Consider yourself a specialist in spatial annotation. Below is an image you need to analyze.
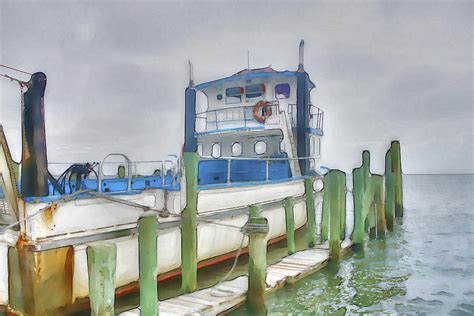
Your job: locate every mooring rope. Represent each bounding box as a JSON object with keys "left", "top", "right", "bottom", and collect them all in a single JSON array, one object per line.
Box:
[
  {"left": 210, "top": 219, "right": 269, "bottom": 297},
  {"left": 0, "top": 190, "right": 93, "bottom": 234}
]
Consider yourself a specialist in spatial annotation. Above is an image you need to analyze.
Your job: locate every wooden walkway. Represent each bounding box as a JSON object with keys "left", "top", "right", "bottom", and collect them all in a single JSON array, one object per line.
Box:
[{"left": 120, "top": 239, "right": 352, "bottom": 316}]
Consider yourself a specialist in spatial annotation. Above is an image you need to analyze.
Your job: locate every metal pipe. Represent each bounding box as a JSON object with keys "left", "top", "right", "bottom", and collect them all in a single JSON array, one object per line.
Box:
[{"left": 298, "top": 39, "right": 304, "bottom": 71}]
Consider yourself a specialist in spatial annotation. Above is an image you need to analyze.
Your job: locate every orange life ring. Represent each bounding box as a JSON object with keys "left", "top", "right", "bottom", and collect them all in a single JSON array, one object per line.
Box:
[{"left": 252, "top": 101, "right": 272, "bottom": 123}]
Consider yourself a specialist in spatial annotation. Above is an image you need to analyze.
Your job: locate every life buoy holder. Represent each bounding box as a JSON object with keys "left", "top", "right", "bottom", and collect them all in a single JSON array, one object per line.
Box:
[{"left": 252, "top": 101, "right": 272, "bottom": 123}]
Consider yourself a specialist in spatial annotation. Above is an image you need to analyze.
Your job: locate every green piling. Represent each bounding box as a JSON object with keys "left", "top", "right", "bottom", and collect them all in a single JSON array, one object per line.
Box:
[
  {"left": 352, "top": 151, "right": 371, "bottom": 245},
  {"left": 284, "top": 197, "right": 296, "bottom": 254},
  {"left": 181, "top": 152, "right": 198, "bottom": 293},
  {"left": 391, "top": 141, "right": 403, "bottom": 217},
  {"left": 372, "top": 175, "right": 386, "bottom": 237},
  {"left": 384, "top": 151, "right": 395, "bottom": 231},
  {"left": 139, "top": 212, "right": 158, "bottom": 315},
  {"left": 87, "top": 243, "right": 117, "bottom": 316},
  {"left": 305, "top": 177, "right": 317, "bottom": 247},
  {"left": 321, "top": 175, "right": 329, "bottom": 243},
  {"left": 324, "top": 170, "right": 345, "bottom": 258},
  {"left": 247, "top": 205, "right": 268, "bottom": 315}
]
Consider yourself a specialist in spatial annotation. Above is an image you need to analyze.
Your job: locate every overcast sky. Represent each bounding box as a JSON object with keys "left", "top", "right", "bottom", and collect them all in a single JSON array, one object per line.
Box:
[{"left": 0, "top": 0, "right": 472, "bottom": 174}]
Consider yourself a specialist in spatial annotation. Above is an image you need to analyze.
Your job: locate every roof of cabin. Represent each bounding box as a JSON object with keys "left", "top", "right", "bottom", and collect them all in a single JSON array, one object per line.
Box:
[{"left": 195, "top": 67, "right": 315, "bottom": 90}]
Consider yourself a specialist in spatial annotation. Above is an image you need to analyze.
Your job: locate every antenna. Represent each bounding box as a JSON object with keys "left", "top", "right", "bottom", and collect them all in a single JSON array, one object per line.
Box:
[
  {"left": 188, "top": 60, "right": 194, "bottom": 87},
  {"left": 247, "top": 50, "right": 250, "bottom": 70}
]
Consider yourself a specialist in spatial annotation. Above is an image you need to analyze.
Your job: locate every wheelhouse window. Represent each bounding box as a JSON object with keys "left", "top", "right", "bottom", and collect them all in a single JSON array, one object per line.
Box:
[
  {"left": 231, "top": 142, "right": 242, "bottom": 156},
  {"left": 254, "top": 141, "right": 267, "bottom": 155},
  {"left": 225, "top": 87, "right": 243, "bottom": 104},
  {"left": 275, "top": 83, "right": 290, "bottom": 99},
  {"left": 211, "top": 143, "right": 221, "bottom": 158},
  {"left": 245, "top": 84, "right": 265, "bottom": 99}
]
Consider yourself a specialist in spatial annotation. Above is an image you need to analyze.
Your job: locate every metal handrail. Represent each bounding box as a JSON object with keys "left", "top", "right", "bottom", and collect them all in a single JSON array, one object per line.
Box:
[
  {"left": 99, "top": 153, "right": 132, "bottom": 192},
  {"left": 195, "top": 101, "right": 281, "bottom": 132},
  {"left": 288, "top": 103, "right": 324, "bottom": 131}
]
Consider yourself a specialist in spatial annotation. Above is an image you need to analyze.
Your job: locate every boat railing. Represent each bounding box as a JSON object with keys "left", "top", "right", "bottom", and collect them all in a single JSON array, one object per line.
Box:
[
  {"left": 288, "top": 103, "right": 324, "bottom": 131},
  {"left": 195, "top": 101, "right": 281, "bottom": 133},
  {"left": 198, "top": 156, "right": 317, "bottom": 184},
  {"left": 48, "top": 157, "right": 180, "bottom": 194}
]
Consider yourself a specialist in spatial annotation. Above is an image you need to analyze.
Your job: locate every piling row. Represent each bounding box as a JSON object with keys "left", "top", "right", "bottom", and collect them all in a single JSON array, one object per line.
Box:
[{"left": 89, "top": 141, "right": 403, "bottom": 315}]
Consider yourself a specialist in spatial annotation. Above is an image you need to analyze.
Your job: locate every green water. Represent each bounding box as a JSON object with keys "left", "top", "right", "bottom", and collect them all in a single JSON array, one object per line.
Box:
[{"left": 231, "top": 175, "right": 474, "bottom": 315}]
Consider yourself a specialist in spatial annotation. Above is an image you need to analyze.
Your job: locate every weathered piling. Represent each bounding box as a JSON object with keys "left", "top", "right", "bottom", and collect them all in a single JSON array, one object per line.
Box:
[
  {"left": 322, "top": 170, "right": 346, "bottom": 258},
  {"left": 372, "top": 175, "right": 386, "bottom": 238},
  {"left": 138, "top": 212, "right": 158, "bottom": 315},
  {"left": 305, "top": 177, "right": 317, "bottom": 248},
  {"left": 247, "top": 205, "right": 269, "bottom": 315},
  {"left": 390, "top": 141, "right": 403, "bottom": 217},
  {"left": 284, "top": 197, "right": 296, "bottom": 255},
  {"left": 384, "top": 152, "right": 395, "bottom": 231},
  {"left": 87, "top": 242, "right": 117, "bottom": 316},
  {"left": 181, "top": 152, "right": 198, "bottom": 293},
  {"left": 352, "top": 151, "right": 372, "bottom": 244}
]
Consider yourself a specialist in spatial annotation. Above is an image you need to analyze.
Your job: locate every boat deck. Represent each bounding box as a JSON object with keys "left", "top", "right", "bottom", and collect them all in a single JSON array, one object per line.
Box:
[{"left": 120, "top": 239, "right": 352, "bottom": 315}]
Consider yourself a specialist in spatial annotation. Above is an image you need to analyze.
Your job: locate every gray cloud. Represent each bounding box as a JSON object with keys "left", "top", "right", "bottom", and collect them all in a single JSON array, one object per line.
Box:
[{"left": 0, "top": 0, "right": 472, "bottom": 174}]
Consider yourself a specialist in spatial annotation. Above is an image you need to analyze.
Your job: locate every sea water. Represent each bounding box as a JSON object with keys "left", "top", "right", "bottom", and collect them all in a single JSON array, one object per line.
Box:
[{"left": 231, "top": 175, "right": 474, "bottom": 315}]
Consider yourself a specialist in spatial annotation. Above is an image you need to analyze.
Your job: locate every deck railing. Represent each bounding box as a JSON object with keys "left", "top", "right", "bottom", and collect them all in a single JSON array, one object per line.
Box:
[
  {"left": 195, "top": 101, "right": 280, "bottom": 133},
  {"left": 198, "top": 156, "right": 317, "bottom": 185},
  {"left": 48, "top": 156, "right": 181, "bottom": 195},
  {"left": 289, "top": 104, "right": 324, "bottom": 131}
]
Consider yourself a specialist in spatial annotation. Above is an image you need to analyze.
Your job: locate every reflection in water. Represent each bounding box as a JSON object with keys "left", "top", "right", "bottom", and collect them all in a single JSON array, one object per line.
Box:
[{"left": 231, "top": 175, "right": 474, "bottom": 315}]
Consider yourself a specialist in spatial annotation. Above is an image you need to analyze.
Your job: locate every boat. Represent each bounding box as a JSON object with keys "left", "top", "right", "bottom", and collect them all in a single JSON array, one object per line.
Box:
[{"left": 0, "top": 40, "right": 325, "bottom": 315}]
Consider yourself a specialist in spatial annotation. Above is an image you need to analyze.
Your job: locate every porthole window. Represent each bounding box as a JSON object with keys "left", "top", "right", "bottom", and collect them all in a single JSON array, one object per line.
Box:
[
  {"left": 197, "top": 143, "right": 203, "bottom": 156},
  {"left": 211, "top": 143, "right": 221, "bottom": 158},
  {"left": 254, "top": 141, "right": 267, "bottom": 155},
  {"left": 217, "top": 94, "right": 223, "bottom": 100},
  {"left": 275, "top": 83, "right": 290, "bottom": 99},
  {"left": 231, "top": 142, "right": 242, "bottom": 156}
]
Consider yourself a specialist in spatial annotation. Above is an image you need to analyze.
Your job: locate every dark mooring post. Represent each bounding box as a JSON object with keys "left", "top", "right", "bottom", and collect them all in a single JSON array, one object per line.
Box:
[
  {"left": 324, "top": 170, "right": 346, "bottom": 258},
  {"left": 21, "top": 72, "right": 50, "bottom": 197},
  {"left": 284, "top": 197, "right": 296, "bottom": 255},
  {"left": 247, "top": 205, "right": 269, "bottom": 315},
  {"left": 87, "top": 243, "right": 117, "bottom": 316},
  {"left": 352, "top": 151, "right": 371, "bottom": 245},
  {"left": 139, "top": 212, "right": 158, "bottom": 315}
]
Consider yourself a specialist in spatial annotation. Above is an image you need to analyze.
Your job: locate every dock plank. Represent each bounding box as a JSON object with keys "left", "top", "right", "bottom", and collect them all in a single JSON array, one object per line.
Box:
[{"left": 119, "top": 243, "right": 348, "bottom": 315}]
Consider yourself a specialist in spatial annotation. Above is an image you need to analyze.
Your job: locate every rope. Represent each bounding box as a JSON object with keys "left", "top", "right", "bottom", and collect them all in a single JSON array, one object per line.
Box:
[
  {"left": 0, "top": 64, "right": 32, "bottom": 75},
  {"left": 87, "top": 191, "right": 170, "bottom": 218},
  {"left": 0, "top": 190, "right": 92, "bottom": 234},
  {"left": 210, "top": 218, "right": 269, "bottom": 297}
]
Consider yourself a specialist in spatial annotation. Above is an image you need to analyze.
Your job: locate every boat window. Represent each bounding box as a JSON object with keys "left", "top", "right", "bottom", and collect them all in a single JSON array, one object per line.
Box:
[
  {"left": 226, "top": 87, "right": 243, "bottom": 104},
  {"left": 314, "top": 138, "right": 321, "bottom": 157},
  {"left": 197, "top": 143, "right": 203, "bottom": 156},
  {"left": 245, "top": 84, "right": 265, "bottom": 99},
  {"left": 254, "top": 141, "right": 267, "bottom": 155},
  {"left": 231, "top": 142, "right": 242, "bottom": 156},
  {"left": 275, "top": 83, "right": 290, "bottom": 99},
  {"left": 211, "top": 143, "right": 221, "bottom": 158}
]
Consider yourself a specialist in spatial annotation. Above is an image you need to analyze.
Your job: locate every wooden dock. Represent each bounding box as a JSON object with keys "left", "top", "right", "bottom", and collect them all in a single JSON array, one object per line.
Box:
[{"left": 120, "top": 239, "right": 352, "bottom": 316}]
